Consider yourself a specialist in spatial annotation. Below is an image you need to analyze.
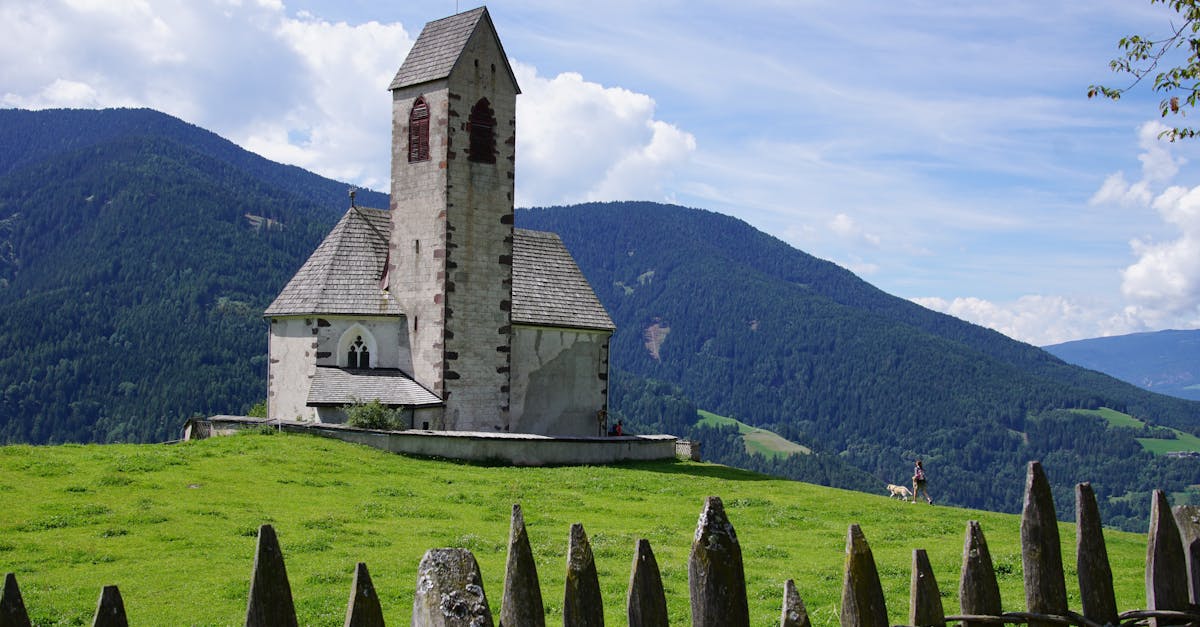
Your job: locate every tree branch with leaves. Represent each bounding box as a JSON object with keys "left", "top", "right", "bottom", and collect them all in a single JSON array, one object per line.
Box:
[{"left": 1089, "top": 0, "right": 1200, "bottom": 140}]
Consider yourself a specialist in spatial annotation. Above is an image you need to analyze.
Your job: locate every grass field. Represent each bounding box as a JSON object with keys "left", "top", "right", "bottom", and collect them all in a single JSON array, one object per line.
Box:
[
  {"left": 1073, "top": 407, "right": 1200, "bottom": 454},
  {"left": 0, "top": 433, "right": 1150, "bottom": 626},
  {"left": 696, "top": 409, "right": 811, "bottom": 458}
]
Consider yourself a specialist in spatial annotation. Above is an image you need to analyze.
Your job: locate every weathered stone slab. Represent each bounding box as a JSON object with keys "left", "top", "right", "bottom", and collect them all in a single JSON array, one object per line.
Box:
[
  {"left": 959, "top": 520, "right": 1001, "bottom": 627},
  {"left": 840, "top": 524, "right": 887, "bottom": 627},
  {"left": 245, "top": 524, "right": 298, "bottom": 627},
  {"left": 910, "top": 549, "right": 944, "bottom": 627},
  {"left": 780, "top": 579, "right": 811, "bottom": 627},
  {"left": 564, "top": 523, "right": 604, "bottom": 627},
  {"left": 411, "top": 548, "right": 493, "bottom": 627},
  {"left": 91, "top": 585, "right": 127, "bottom": 627},
  {"left": 1147, "top": 490, "right": 1188, "bottom": 627},
  {"left": 345, "top": 562, "right": 385, "bottom": 627},
  {"left": 689, "top": 496, "right": 749, "bottom": 627},
  {"left": 1020, "top": 461, "right": 1066, "bottom": 627},
  {"left": 1075, "top": 483, "right": 1117, "bottom": 626},
  {"left": 627, "top": 538, "right": 667, "bottom": 627},
  {"left": 499, "top": 504, "right": 543, "bottom": 627},
  {"left": 1, "top": 573, "right": 31, "bottom": 627},
  {"left": 1172, "top": 504, "right": 1200, "bottom": 606}
]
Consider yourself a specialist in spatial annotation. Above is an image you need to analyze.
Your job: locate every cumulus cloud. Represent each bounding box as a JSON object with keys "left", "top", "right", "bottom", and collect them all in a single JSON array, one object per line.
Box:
[
  {"left": 827, "top": 213, "right": 881, "bottom": 246},
  {"left": 512, "top": 63, "right": 695, "bottom": 206},
  {"left": 0, "top": 1, "right": 408, "bottom": 191},
  {"left": 1089, "top": 121, "right": 1184, "bottom": 208},
  {"left": 912, "top": 295, "right": 1152, "bottom": 346},
  {"left": 1120, "top": 184, "right": 1200, "bottom": 319}
]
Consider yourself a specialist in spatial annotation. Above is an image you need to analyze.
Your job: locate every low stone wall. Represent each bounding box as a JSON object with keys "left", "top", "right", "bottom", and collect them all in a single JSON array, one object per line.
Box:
[{"left": 187, "top": 416, "right": 678, "bottom": 466}]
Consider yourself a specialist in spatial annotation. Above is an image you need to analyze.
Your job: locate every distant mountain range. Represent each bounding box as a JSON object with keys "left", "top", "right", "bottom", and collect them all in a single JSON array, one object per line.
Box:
[
  {"left": 1045, "top": 329, "right": 1200, "bottom": 401},
  {"left": 0, "top": 108, "right": 1195, "bottom": 529}
]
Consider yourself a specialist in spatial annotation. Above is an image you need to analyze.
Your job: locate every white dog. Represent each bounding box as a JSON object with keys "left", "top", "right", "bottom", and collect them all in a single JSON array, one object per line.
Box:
[{"left": 886, "top": 483, "right": 912, "bottom": 501}]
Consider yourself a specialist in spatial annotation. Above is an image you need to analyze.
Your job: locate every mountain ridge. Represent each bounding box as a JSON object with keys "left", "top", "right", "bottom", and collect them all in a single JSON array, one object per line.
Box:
[{"left": 1, "top": 108, "right": 1197, "bottom": 529}]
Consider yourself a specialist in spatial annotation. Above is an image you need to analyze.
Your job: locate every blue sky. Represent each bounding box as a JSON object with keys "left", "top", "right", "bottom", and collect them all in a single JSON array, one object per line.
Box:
[{"left": 4, "top": 0, "right": 1200, "bottom": 345}]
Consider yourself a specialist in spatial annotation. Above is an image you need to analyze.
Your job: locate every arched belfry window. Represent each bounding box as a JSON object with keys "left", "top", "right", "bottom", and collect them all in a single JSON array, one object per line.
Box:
[
  {"left": 468, "top": 98, "right": 496, "bottom": 164},
  {"left": 338, "top": 327, "right": 377, "bottom": 369},
  {"left": 408, "top": 97, "right": 430, "bottom": 163}
]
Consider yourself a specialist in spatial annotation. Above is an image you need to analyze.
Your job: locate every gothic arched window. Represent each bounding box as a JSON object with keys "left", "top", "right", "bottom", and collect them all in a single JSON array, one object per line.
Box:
[
  {"left": 408, "top": 98, "right": 430, "bottom": 163},
  {"left": 468, "top": 98, "right": 496, "bottom": 164},
  {"left": 346, "top": 335, "right": 370, "bottom": 369}
]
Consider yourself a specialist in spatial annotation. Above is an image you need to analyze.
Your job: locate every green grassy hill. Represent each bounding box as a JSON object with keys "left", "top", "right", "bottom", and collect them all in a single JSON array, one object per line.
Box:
[
  {"left": 1076, "top": 407, "right": 1200, "bottom": 455},
  {"left": 0, "top": 435, "right": 1149, "bottom": 626},
  {"left": 696, "top": 409, "right": 811, "bottom": 458}
]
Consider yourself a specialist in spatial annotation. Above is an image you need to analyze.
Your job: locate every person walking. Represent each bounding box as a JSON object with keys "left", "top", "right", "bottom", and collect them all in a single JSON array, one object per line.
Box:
[{"left": 912, "top": 459, "right": 932, "bottom": 505}]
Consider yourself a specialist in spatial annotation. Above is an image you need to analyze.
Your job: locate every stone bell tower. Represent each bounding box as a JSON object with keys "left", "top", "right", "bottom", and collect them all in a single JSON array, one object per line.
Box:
[{"left": 386, "top": 7, "right": 520, "bottom": 431}]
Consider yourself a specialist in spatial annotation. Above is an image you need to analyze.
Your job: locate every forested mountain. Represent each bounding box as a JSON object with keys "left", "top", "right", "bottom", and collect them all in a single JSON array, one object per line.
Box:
[
  {"left": 1045, "top": 329, "right": 1200, "bottom": 401},
  {"left": 520, "top": 202, "right": 1200, "bottom": 526},
  {"left": 0, "top": 108, "right": 385, "bottom": 443},
  {"left": 1, "top": 108, "right": 1196, "bottom": 530}
]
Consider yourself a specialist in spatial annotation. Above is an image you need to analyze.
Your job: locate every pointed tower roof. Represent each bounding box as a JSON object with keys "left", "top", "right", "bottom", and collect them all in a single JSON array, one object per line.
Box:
[
  {"left": 388, "top": 7, "right": 521, "bottom": 93},
  {"left": 264, "top": 206, "right": 400, "bottom": 317}
]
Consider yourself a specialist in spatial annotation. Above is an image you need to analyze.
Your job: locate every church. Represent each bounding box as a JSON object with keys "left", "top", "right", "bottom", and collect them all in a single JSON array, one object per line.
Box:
[{"left": 264, "top": 7, "right": 614, "bottom": 437}]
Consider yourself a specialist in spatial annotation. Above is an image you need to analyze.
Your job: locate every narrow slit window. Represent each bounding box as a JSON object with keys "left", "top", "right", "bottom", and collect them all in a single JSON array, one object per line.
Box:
[
  {"left": 468, "top": 98, "right": 496, "bottom": 164},
  {"left": 408, "top": 98, "right": 430, "bottom": 163}
]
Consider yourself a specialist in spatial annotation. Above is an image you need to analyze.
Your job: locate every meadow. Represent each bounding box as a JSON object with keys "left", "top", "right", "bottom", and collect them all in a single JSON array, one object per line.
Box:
[
  {"left": 0, "top": 432, "right": 1151, "bottom": 626},
  {"left": 695, "top": 409, "right": 812, "bottom": 459}
]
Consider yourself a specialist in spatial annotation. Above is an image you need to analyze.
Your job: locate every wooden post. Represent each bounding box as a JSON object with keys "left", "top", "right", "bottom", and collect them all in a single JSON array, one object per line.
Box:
[
  {"left": 411, "top": 548, "right": 493, "bottom": 627},
  {"left": 344, "top": 562, "right": 385, "bottom": 627},
  {"left": 91, "top": 585, "right": 128, "bottom": 627},
  {"left": 959, "top": 520, "right": 1002, "bottom": 627},
  {"left": 780, "top": 579, "right": 811, "bottom": 627},
  {"left": 1075, "top": 483, "right": 1117, "bottom": 626},
  {"left": 910, "top": 549, "right": 945, "bottom": 627},
  {"left": 245, "top": 524, "right": 298, "bottom": 627},
  {"left": 1172, "top": 505, "right": 1200, "bottom": 606},
  {"left": 689, "top": 496, "right": 749, "bottom": 627},
  {"left": 499, "top": 504, "right": 544, "bottom": 627},
  {"left": 1, "top": 573, "right": 31, "bottom": 627},
  {"left": 564, "top": 523, "right": 604, "bottom": 627},
  {"left": 627, "top": 539, "right": 668, "bottom": 627},
  {"left": 1147, "top": 490, "right": 1188, "bottom": 627},
  {"left": 1020, "top": 461, "right": 1067, "bottom": 627},
  {"left": 841, "top": 524, "right": 888, "bottom": 627}
]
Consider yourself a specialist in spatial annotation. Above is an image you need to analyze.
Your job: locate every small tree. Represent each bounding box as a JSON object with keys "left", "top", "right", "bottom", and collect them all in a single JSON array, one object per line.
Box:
[
  {"left": 1089, "top": 0, "right": 1200, "bottom": 140},
  {"left": 345, "top": 399, "right": 408, "bottom": 430}
]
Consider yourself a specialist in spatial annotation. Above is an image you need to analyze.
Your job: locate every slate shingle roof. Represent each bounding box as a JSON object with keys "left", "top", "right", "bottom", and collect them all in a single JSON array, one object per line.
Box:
[
  {"left": 265, "top": 210, "right": 612, "bottom": 331},
  {"left": 307, "top": 366, "right": 442, "bottom": 407},
  {"left": 387, "top": 7, "right": 520, "bottom": 94},
  {"left": 512, "top": 229, "right": 615, "bottom": 332},
  {"left": 264, "top": 206, "right": 400, "bottom": 317}
]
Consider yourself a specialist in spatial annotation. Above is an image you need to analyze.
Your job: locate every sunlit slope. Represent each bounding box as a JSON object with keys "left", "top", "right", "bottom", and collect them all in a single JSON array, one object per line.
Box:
[{"left": 0, "top": 434, "right": 1149, "bottom": 626}]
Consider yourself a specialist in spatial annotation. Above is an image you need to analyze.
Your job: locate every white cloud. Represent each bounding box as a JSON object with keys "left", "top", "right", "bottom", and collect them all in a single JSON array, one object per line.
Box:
[
  {"left": 1120, "top": 184, "right": 1200, "bottom": 318},
  {"left": 512, "top": 63, "right": 695, "bottom": 206},
  {"left": 0, "top": 1, "right": 409, "bottom": 191},
  {"left": 827, "top": 213, "right": 881, "bottom": 246},
  {"left": 912, "top": 295, "right": 1152, "bottom": 346}
]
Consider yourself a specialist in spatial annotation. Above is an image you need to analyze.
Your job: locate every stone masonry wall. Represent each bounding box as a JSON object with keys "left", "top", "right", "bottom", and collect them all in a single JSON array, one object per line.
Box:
[
  {"left": 440, "top": 26, "right": 518, "bottom": 432},
  {"left": 390, "top": 82, "right": 450, "bottom": 424}
]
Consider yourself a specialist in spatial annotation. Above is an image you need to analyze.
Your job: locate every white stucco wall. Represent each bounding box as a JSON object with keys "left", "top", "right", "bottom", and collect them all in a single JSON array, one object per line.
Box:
[
  {"left": 510, "top": 325, "right": 610, "bottom": 437},
  {"left": 268, "top": 317, "right": 318, "bottom": 422},
  {"left": 267, "top": 315, "right": 412, "bottom": 422}
]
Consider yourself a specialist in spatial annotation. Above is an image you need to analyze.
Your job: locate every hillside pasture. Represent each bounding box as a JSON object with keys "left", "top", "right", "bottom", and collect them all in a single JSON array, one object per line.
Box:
[
  {"left": 696, "top": 409, "right": 812, "bottom": 459},
  {"left": 1074, "top": 407, "right": 1200, "bottom": 454},
  {"left": 0, "top": 434, "right": 1151, "bottom": 626}
]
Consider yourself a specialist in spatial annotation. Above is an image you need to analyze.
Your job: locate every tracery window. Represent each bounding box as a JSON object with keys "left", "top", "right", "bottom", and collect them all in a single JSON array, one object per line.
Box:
[
  {"left": 468, "top": 98, "right": 496, "bottom": 164},
  {"left": 346, "top": 335, "right": 371, "bottom": 369},
  {"left": 408, "top": 98, "right": 430, "bottom": 163}
]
